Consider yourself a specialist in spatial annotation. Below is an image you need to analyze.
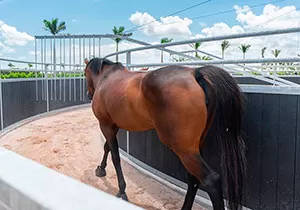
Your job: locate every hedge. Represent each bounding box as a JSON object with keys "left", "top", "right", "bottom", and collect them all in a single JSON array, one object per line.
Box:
[{"left": 0, "top": 71, "right": 84, "bottom": 79}]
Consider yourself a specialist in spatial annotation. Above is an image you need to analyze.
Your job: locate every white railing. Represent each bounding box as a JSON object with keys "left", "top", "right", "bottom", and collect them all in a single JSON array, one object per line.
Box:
[
  {"left": 0, "top": 146, "right": 142, "bottom": 210},
  {"left": 104, "top": 27, "right": 300, "bottom": 87}
]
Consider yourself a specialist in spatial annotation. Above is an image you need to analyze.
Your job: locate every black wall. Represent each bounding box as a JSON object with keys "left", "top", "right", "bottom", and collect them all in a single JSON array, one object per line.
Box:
[
  {"left": 117, "top": 90, "right": 300, "bottom": 210},
  {"left": 1, "top": 78, "right": 90, "bottom": 129},
  {"left": 234, "top": 76, "right": 300, "bottom": 85},
  {"left": 2, "top": 77, "right": 300, "bottom": 209}
]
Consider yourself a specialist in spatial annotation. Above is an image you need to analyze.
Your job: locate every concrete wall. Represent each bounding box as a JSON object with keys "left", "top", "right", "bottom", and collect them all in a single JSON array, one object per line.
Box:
[{"left": 0, "top": 147, "right": 142, "bottom": 210}]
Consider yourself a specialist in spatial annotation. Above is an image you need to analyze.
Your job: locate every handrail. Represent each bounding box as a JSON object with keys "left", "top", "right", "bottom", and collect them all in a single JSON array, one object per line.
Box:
[
  {"left": 127, "top": 57, "right": 300, "bottom": 67},
  {"left": 105, "top": 27, "right": 300, "bottom": 58},
  {"left": 0, "top": 58, "right": 85, "bottom": 67}
]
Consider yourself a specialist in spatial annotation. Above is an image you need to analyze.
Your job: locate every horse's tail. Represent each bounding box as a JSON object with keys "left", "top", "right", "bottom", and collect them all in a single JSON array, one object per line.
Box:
[{"left": 194, "top": 66, "right": 247, "bottom": 210}]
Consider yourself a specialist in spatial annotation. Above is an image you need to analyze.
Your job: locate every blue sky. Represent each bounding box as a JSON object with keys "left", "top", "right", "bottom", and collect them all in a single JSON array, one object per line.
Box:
[
  {"left": 1, "top": 0, "right": 298, "bottom": 37},
  {"left": 0, "top": 0, "right": 300, "bottom": 64}
]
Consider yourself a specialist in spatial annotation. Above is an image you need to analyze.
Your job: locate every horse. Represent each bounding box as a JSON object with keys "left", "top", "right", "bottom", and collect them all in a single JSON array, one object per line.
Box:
[{"left": 83, "top": 57, "right": 247, "bottom": 210}]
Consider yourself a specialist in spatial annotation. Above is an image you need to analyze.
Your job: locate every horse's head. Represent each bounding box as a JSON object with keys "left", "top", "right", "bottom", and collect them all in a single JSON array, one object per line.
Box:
[{"left": 84, "top": 57, "right": 122, "bottom": 100}]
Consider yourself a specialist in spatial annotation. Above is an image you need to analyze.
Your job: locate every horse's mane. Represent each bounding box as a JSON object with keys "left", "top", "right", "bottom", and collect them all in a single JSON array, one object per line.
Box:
[{"left": 87, "top": 57, "right": 124, "bottom": 75}]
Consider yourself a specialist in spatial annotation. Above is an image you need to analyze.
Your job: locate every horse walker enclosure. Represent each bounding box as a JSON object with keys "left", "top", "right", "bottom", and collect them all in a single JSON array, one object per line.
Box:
[{"left": 0, "top": 27, "right": 300, "bottom": 210}]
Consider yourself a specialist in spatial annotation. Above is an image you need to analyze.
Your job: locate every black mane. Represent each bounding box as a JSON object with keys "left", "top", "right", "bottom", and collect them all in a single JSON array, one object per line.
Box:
[{"left": 87, "top": 57, "right": 123, "bottom": 75}]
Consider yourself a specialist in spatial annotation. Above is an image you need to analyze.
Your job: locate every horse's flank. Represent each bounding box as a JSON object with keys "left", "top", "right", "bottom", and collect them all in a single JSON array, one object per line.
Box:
[{"left": 91, "top": 63, "right": 206, "bottom": 133}]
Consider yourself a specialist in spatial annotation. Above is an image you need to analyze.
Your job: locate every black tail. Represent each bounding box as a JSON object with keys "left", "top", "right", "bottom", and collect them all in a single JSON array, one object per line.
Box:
[{"left": 194, "top": 66, "right": 247, "bottom": 210}]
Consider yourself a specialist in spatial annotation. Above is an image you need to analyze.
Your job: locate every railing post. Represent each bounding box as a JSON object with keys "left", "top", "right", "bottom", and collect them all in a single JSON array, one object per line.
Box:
[
  {"left": 45, "top": 65, "right": 50, "bottom": 112},
  {"left": 126, "top": 51, "right": 131, "bottom": 70},
  {"left": 0, "top": 71, "right": 3, "bottom": 130},
  {"left": 126, "top": 51, "right": 131, "bottom": 154},
  {"left": 35, "top": 38, "right": 38, "bottom": 101}
]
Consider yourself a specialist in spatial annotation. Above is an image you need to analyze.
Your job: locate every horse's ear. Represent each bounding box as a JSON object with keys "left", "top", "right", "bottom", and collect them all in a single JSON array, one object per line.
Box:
[{"left": 84, "top": 58, "right": 89, "bottom": 65}]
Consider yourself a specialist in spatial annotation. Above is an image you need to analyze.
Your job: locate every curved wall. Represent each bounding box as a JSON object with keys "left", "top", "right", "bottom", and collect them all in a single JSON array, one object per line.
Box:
[
  {"left": 117, "top": 79, "right": 300, "bottom": 210},
  {"left": 0, "top": 79, "right": 90, "bottom": 130},
  {"left": 1, "top": 77, "right": 300, "bottom": 210}
]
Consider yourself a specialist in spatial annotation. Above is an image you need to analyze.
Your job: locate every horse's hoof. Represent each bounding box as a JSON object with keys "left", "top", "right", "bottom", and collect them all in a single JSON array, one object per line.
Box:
[
  {"left": 95, "top": 166, "right": 106, "bottom": 177},
  {"left": 116, "top": 192, "right": 128, "bottom": 201}
]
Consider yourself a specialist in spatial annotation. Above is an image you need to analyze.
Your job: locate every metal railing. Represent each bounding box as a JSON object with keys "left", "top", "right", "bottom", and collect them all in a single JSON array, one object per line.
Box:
[{"left": 104, "top": 27, "right": 300, "bottom": 87}]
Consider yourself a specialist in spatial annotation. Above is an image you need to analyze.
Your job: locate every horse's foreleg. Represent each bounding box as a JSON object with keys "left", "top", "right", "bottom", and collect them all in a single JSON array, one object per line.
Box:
[
  {"left": 177, "top": 151, "right": 224, "bottom": 210},
  {"left": 181, "top": 172, "right": 200, "bottom": 210},
  {"left": 100, "top": 124, "right": 128, "bottom": 201},
  {"left": 95, "top": 141, "right": 110, "bottom": 177}
]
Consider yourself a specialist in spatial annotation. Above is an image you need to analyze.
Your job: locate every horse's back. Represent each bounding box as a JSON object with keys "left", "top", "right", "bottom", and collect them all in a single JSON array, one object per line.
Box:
[{"left": 141, "top": 66, "right": 199, "bottom": 104}]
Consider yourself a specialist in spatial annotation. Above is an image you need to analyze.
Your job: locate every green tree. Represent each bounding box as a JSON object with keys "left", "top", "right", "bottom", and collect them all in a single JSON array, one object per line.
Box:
[
  {"left": 238, "top": 44, "right": 251, "bottom": 59},
  {"left": 28, "top": 63, "right": 33, "bottom": 69},
  {"left": 221, "top": 40, "right": 230, "bottom": 59},
  {"left": 271, "top": 49, "right": 281, "bottom": 58},
  {"left": 112, "top": 26, "right": 132, "bottom": 62},
  {"left": 190, "top": 41, "right": 201, "bottom": 58},
  {"left": 8, "top": 63, "right": 14, "bottom": 68},
  {"left": 239, "top": 44, "right": 251, "bottom": 71},
  {"left": 160, "top": 37, "right": 173, "bottom": 63},
  {"left": 43, "top": 18, "right": 66, "bottom": 68}
]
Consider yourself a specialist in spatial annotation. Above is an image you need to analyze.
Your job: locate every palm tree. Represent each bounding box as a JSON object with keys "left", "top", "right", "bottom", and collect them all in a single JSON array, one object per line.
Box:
[
  {"left": 8, "top": 63, "right": 14, "bottom": 68},
  {"left": 271, "top": 49, "right": 281, "bottom": 75},
  {"left": 112, "top": 26, "right": 132, "bottom": 62},
  {"left": 238, "top": 44, "right": 251, "bottom": 71},
  {"left": 190, "top": 42, "right": 201, "bottom": 58},
  {"left": 200, "top": 55, "right": 213, "bottom": 60},
  {"left": 221, "top": 40, "right": 230, "bottom": 59},
  {"left": 43, "top": 18, "right": 66, "bottom": 67},
  {"left": 261, "top": 47, "right": 267, "bottom": 58},
  {"left": 160, "top": 37, "right": 173, "bottom": 63},
  {"left": 271, "top": 49, "right": 281, "bottom": 58},
  {"left": 238, "top": 44, "right": 251, "bottom": 59}
]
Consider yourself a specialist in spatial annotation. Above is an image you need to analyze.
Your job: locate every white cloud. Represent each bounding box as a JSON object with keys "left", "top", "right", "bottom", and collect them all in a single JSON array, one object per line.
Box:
[
  {"left": 235, "top": 4, "right": 300, "bottom": 30},
  {"left": 201, "top": 22, "right": 245, "bottom": 37},
  {"left": 0, "top": 20, "right": 34, "bottom": 46},
  {"left": 0, "top": 41, "right": 15, "bottom": 53},
  {"left": 186, "top": 4, "right": 300, "bottom": 60},
  {"left": 129, "top": 11, "right": 193, "bottom": 38},
  {"left": 126, "top": 5, "right": 299, "bottom": 64}
]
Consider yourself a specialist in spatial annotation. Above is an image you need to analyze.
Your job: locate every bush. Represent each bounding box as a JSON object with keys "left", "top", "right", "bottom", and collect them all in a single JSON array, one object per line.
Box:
[{"left": 0, "top": 71, "right": 84, "bottom": 79}]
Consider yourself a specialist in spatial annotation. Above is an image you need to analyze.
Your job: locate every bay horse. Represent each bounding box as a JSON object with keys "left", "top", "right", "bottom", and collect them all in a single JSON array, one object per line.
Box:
[{"left": 83, "top": 57, "right": 247, "bottom": 210}]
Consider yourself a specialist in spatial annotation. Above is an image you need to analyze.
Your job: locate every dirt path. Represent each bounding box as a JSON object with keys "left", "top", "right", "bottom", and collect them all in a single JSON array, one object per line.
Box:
[{"left": 0, "top": 107, "right": 205, "bottom": 210}]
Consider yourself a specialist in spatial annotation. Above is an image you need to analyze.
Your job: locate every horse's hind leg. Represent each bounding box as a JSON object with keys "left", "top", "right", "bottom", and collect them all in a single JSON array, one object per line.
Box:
[
  {"left": 99, "top": 124, "right": 128, "bottom": 201},
  {"left": 177, "top": 150, "right": 224, "bottom": 210},
  {"left": 95, "top": 141, "right": 110, "bottom": 177}
]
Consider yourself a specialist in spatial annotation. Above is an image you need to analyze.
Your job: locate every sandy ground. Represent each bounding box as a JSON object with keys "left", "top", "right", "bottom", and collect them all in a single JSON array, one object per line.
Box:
[{"left": 0, "top": 107, "right": 205, "bottom": 210}]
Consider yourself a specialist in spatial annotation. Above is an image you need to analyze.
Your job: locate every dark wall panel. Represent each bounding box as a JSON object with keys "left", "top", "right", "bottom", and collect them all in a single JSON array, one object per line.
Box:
[
  {"left": 234, "top": 77, "right": 270, "bottom": 85},
  {"left": 259, "top": 94, "right": 279, "bottom": 210},
  {"left": 280, "top": 77, "right": 300, "bottom": 85},
  {"left": 49, "top": 79, "right": 90, "bottom": 111},
  {"left": 276, "top": 95, "right": 298, "bottom": 210},
  {"left": 117, "top": 129, "right": 127, "bottom": 152},
  {"left": 129, "top": 130, "right": 187, "bottom": 183},
  {"left": 244, "top": 93, "right": 263, "bottom": 209},
  {"left": 234, "top": 76, "right": 300, "bottom": 85},
  {"left": 1, "top": 79, "right": 90, "bottom": 129},
  {"left": 2, "top": 81, "right": 47, "bottom": 128},
  {"left": 295, "top": 96, "right": 300, "bottom": 210}
]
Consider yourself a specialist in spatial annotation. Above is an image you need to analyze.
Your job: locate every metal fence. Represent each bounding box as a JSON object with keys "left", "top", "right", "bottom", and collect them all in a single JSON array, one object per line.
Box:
[{"left": 104, "top": 27, "right": 300, "bottom": 87}]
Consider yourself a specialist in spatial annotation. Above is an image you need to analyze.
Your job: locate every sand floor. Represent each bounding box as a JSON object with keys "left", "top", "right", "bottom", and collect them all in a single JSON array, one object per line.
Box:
[{"left": 0, "top": 106, "right": 206, "bottom": 210}]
